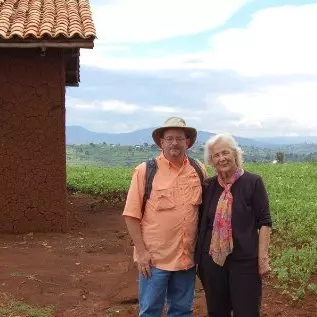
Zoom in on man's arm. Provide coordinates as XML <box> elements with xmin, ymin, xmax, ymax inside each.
<box><xmin>125</xmin><ymin>216</ymin><xmax>145</xmax><ymax>252</ymax></box>
<box><xmin>124</xmin><ymin>217</ymin><xmax>152</xmax><ymax>278</ymax></box>
<box><xmin>122</xmin><ymin>163</ymin><xmax>152</xmax><ymax>278</ymax></box>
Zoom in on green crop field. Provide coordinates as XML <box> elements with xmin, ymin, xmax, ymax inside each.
<box><xmin>67</xmin><ymin>162</ymin><xmax>317</xmax><ymax>300</ymax></box>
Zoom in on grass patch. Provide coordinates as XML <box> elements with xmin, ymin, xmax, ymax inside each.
<box><xmin>67</xmin><ymin>166</ymin><xmax>132</xmax><ymax>203</ymax></box>
<box><xmin>67</xmin><ymin>162</ymin><xmax>317</xmax><ymax>299</ymax></box>
<box><xmin>0</xmin><ymin>294</ymin><xmax>54</xmax><ymax>317</ymax></box>
<box><xmin>245</xmin><ymin>163</ymin><xmax>317</xmax><ymax>299</ymax></box>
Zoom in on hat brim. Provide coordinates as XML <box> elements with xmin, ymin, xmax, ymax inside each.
<box><xmin>152</xmin><ymin>126</ymin><xmax>197</xmax><ymax>149</ymax></box>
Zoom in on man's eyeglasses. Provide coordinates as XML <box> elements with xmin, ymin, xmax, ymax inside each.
<box><xmin>163</xmin><ymin>137</ymin><xmax>186</xmax><ymax>144</ymax></box>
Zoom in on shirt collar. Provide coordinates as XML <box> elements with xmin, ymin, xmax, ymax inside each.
<box><xmin>158</xmin><ymin>151</ymin><xmax>188</xmax><ymax>167</ymax></box>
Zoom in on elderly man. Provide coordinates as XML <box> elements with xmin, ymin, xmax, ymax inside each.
<box><xmin>123</xmin><ymin>117</ymin><xmax>207</xmax><ymax>317</ymax></box>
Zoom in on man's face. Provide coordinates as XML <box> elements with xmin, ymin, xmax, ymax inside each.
<box><xmin>160</xmin><ymin>129</ymin><xmax>190</xmax><ymax>158</ymax></box>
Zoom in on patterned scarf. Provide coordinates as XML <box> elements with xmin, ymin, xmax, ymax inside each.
<box><xmin>209</xmin><ymin>168</ymin><xmax>244</xmax><ymax>266</ymax></box>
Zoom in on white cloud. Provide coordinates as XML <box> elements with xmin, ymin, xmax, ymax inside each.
<box><xmin>66</xmin><ymin>88</ymin><xmax>317</xmax><ymax>137</ymax></box>
<box><xmin>67</xmin><ymin>103</ymin><xmax>95</xmax><ymax>110</ymax></box>
<box><xmin>218</xmin><ymin>81</ymin><xmax>317</xmax><ymax>136</ymax></box>
<box><xmin>91</xmin><ymin>0</ymin><xmax>250</xmax><ymax>43</ymax></box>
<box><xmin>81</xmin><ymin>0</ymin><xmax>250</xmax><ymax>68</ymax></box>
<box><xmin>204</xmin><ymin>4</ymin><xmax>317</xmax><ymax>76</ymax></box>
<box><xmin>67</xmin><ymin>99</ymin><xmax>140</xmax><ymax>114</ymax></box>
<box><xmin>189</xmin><ymin>71</ymin><xmax>208</xmax><ymax>79</ymax></box>
<box><xmin>100</xmin><ymin>45</ymin><xmax>130</xmax><ymax>52</ymax></box>
<box><xmin>83</xmin><ymin>3</ymin><xmax>317</xmax><ymax>78</ymax></box>
<box><xmin>72</xmin><ymin>2</ymin><xmax>317</xmax><ymax>139</ymax></box>
<box><xmin>101</xmin><ymin>100</ymin><xmax>140</xmax><ymax>113</ymax></box>
<box><xmin>151</xmin><ymin>106</ymin><xmax>180</xmax><ymax>113</ymax></box>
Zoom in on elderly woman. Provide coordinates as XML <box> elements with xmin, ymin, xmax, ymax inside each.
<box><xmin>195</xmin><ymin>134</ymin><xmax>272</xmax><ymax>317</ymax></box>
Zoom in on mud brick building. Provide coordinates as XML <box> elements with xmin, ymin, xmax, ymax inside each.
<box><xmin>0</xmin><ymin>0</ymin><xmax>95</xmax><ymax>233</ymax></box>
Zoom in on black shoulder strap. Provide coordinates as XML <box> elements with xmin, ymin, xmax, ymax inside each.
<box><xmin>141</xmin><ymin>158</ymin><xmax>157</xmax><ymax>217</ymax></box>
<box><xmin>188</xmin><ymin>157</ymin><xmax>204</xmax><ymax>185</ymax></box>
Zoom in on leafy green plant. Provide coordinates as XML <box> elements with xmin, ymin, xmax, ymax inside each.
<box><xmin>67</xmin><ymin>162</ymin><xmax>317</xmax><ymax>299</ymax></box>
<box><xmin>0</xmin><ymin>296</ymin><xmax>54</xmax><ymax>317</ymax></box>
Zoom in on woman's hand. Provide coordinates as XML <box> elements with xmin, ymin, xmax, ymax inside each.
<box><xmin>258</xmin><ymin>256</ymin><xmax>271</xmax><ymax>276</ymax></box>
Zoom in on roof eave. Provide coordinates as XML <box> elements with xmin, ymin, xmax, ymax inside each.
<box><xmin>0</xmin><ymin>40</ymin><xmax>94</xmax><ymax>49</ymax></box>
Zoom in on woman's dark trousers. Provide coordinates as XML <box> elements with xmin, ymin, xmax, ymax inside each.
<box><xmin>198</xmin><ymin>254</ymin><xmax>262</xmax><ymax>317</ymax></box>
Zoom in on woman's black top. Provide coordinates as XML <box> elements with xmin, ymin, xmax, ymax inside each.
<box><xmin>195</xmin><ymin>171</ymin><xmax>272</xmax><ymax>264</ymax></box>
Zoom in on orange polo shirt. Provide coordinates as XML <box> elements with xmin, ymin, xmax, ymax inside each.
<box><xmin>123</xmin><ymin>152</ymin><xmax>207</xmax><ymax>271</ymax></box>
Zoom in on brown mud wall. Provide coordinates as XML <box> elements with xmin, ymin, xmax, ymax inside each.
<box><xmin>0</xmin><ymin>48</ymin><xmax>67</xmax><ymax>233</ymax></box>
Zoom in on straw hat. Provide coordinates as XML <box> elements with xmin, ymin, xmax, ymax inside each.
<box><xmin>152</xmin><ymin>117</ymin><xmax>197</xmax><ymax>149</ymax></box>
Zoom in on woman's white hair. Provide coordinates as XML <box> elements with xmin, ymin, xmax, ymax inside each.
<box><xmin>204</xmin><ymin>133</ymin><xmax>244</xmax><ymax>168</ymax></box>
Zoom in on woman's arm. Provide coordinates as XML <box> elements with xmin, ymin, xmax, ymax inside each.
<box><xmin>252</xmin><ymin>176</ymin><xmax>273</xmax><ymax>276</ymax></box>
<box><xmin>195</xmin><ymin>178</ymin><xmax>215</xmax><ymax>266</ymax></box>
<box><xmin>258</xmin><ymin>225</ymin><xmax>271</xmax><ymax>275</ymax></box>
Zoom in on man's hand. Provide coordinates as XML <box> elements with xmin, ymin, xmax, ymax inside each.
<box><xmin>124</xmin><ymin>217</ymin><xmax>153</xmax><ymax>278</ymax></box>
<box><xmin>136</xmin><ymin>249</ymin><xmax>152</xmax><ymax>279</ymax></box>
<box><xmin>258</xmin><ymin>256</ymin><xmax>271</xmax><ymax>276</ymax></box>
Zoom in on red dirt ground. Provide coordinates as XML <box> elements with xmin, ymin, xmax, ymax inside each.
<box><xmin>0</xmin><ymin>192</ymin><xmax>315</xmax><ymax>317</ymax></box>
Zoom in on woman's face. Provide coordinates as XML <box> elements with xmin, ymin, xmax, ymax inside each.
<box><xmin>209</xmin><ymin>140</ymin><xmax>238</xmax><ymax>175</ymax></box>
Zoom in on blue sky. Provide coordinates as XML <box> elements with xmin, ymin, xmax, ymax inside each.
<box><xmin>66</xmin><ymin>0</ymin><xmax>317</xmax><ymax>137</ymax></box>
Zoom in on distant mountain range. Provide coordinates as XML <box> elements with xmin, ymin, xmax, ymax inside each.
<box><xmin>66</xmin><ymin>126</ymin><xmax>317</xmax><ymax>147</ymax></box>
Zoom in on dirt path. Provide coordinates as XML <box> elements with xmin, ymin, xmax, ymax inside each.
<box><xmin>0</xmin><ymin>193</ymin><xmax>315</xmax><ymax>316</ymax></box>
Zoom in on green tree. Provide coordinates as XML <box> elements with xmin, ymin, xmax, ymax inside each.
<box><xmin>276</xmin><ymin>151</ymin><xmax>285</xmax><ymax>163</ymax></box>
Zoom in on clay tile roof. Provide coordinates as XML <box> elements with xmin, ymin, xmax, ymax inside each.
<box><xmin>0</xmin><ymin>0</ymin><xmax>96</xmax><ymax>40</ymax></box>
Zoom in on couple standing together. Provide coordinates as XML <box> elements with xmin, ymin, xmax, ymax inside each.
<box><xmin>123</xmin><ymin>117</ymin><xmax>272</xmax><ymax>317</ymax></box>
